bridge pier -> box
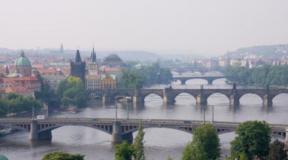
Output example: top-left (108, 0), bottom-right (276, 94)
top-left (165, 96), bottom-right (175, 105)
top-left (180, 80), bottom-right (186, 85)
top-left (263, 94), bottom-right (273, 108)
top-left (229, 83), bottom-right (240, 108)
top-left (207, 78), bottom-right (213, 85)
top-left (102, 95), bottom-right (115, 105)
top-left (196, 85), bottom-right (207, 106)
top-left (163, 91), bottom-right (175, 105)
top-left (29, 120), bottom-right (38, 141)
top-left (112, 121), bottom-right (123, 145)
top-left (229, 95), bottom-right (240, 108)
top-left (112, 121), bottom-right (134, 144)
top-left (133, 96), bottom-right (144, 105)
top-left (29, 120), bottom-right (52, 141)
top-left (196, 95), bottom-right (207, 106)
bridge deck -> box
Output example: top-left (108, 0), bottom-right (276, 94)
top-left (0, 118), bottom-right (287, 130)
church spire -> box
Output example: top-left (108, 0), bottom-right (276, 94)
top-left (75, 50), bottom-right (82, 62)
top-left (90, 48), bottom-right (96, 62)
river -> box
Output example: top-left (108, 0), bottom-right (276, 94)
top-left (1, 79), bottom-right (288, 160)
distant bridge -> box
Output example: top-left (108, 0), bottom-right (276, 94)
top-left (0, 118), bottom-right (287, 144)
top-left (88, 85), bottom-right (288, 108)
top-left (172, 74), bottom-right (226, 85)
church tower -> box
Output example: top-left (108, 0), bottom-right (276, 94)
top-left (87, 48), bottom-right (98, 75)
top-left (70, 50), bottom-right (86, 81)
top-left (86, 48), bottom-right (101, 90)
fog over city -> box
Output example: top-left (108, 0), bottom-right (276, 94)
top-left (1, 0), bottom-right (288, 55)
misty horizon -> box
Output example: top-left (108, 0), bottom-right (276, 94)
top-left (1, 0), bottom-right (288, 55)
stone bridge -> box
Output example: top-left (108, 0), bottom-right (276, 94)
top-left (88, 85), bottom-right (288, 108)
top-left (172, 75), bottom-right (225, 85)
top-left (0, 118), bottom-right (287, 144)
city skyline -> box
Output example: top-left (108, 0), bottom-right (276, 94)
top-left (1, 0), bottom-right (288, 55)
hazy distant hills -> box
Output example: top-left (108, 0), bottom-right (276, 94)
top-left (226, 44), bottom-right (288, 58)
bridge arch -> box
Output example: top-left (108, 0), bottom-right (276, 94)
top-left (239, 93), bottom-right (264, 105)
top-left (38, 124), bottom-right (113, 136)
top-left (143, 93), bottom-right (163, 102)
top-left (272, 93), bottom-right (288, 106)
top-left (211, 78), bottom-right (227, 85)
top-left (173, 92), bottom-right (196, 105)
top-left (123, 126), bottom-right (193, 135)
top-left (206, 92), bottom-right (230, 104)
top-left (123, 125), bottom-right (235, 135)
top-left (184, 78), bottom-right (209, 85)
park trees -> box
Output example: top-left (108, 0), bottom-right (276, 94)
top-left (182, 123), bottom-right (220, 160)
top-left (57, 76), bottom-right (87, 108)
top-left (42, 152), bottom-right (84, 160)
top-left (0, 94), bottom-right (42, 117)
top-left (119, 63), bottom-right (172, 89)
top-left (115, 141), bottom-right (135, 160)
top-left (224, 65), bottom-right (288, 87)
top-left (230, 121), bottom-right (271, 160)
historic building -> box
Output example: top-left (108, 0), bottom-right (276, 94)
top-left (102, 54), bottom-right (125, 67)
top-left (70, 50), bottom-right (86, 81)
top-left (40, 68), bottom-right (66, 90)
top-left (0, 52), bottom-right (41, 96)
top-left (15, 51), bottom-right (32, 77)
top-left (85, 51), bottom-right (120, 90)
top-left (101, 74), bottom-right (117, 89)
top-left (86, 48), bottom-right (101, 90)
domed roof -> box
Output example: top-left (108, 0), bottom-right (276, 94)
top-left (15, 51), bottom-right (31, 67)
top-left (0, 155), bottom-right (8, 160)
top-left (103, 54), bottom-right (124, 66)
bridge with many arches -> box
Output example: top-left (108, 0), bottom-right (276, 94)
top-left (88, 84), bottom-right (288, 108)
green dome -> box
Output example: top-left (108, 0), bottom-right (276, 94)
top-left (15, 52), bottom-right (31, 67)
top-left (0, 155), bottom-right (8, 160)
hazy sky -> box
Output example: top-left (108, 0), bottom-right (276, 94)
top-left (0, 0), bottom-right (288, 55)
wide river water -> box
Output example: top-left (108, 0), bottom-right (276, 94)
top-left (1, 79), bottom-right (288, 160)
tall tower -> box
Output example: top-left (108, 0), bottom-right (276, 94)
top-left (86, 48), bottom-right (100, 90)
top-left (87, 48), bottom-right (99, 76)
top-left (70, 50), bottom-right (86, 81)
top-left (90, 48), bottom-right (96, 63)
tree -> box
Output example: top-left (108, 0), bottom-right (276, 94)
top-left (230, 121), bottom-right (271, 160)
top-left (42, 152), bottom-right (84, 160)
top-left (268, 140), bottom-right (287, 160)
top-left (35, 82), bottom-right (60, 109)
top-left (182, 143), bottom-right (208, 160)
top-left (133, 125), bottom-right (145, 160)
top-left (57, 76), bottom-right (87, 108)
top-left (115, 141), bottom-right (134, 160)
top-left (0, 94), bottom-right (42, 117)
top-left (224, 65), bottom-right (288, 87)
top-left (120, 69), bottom-right (144, 89)
top-left (182, 124), bottom-right (220, 160)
